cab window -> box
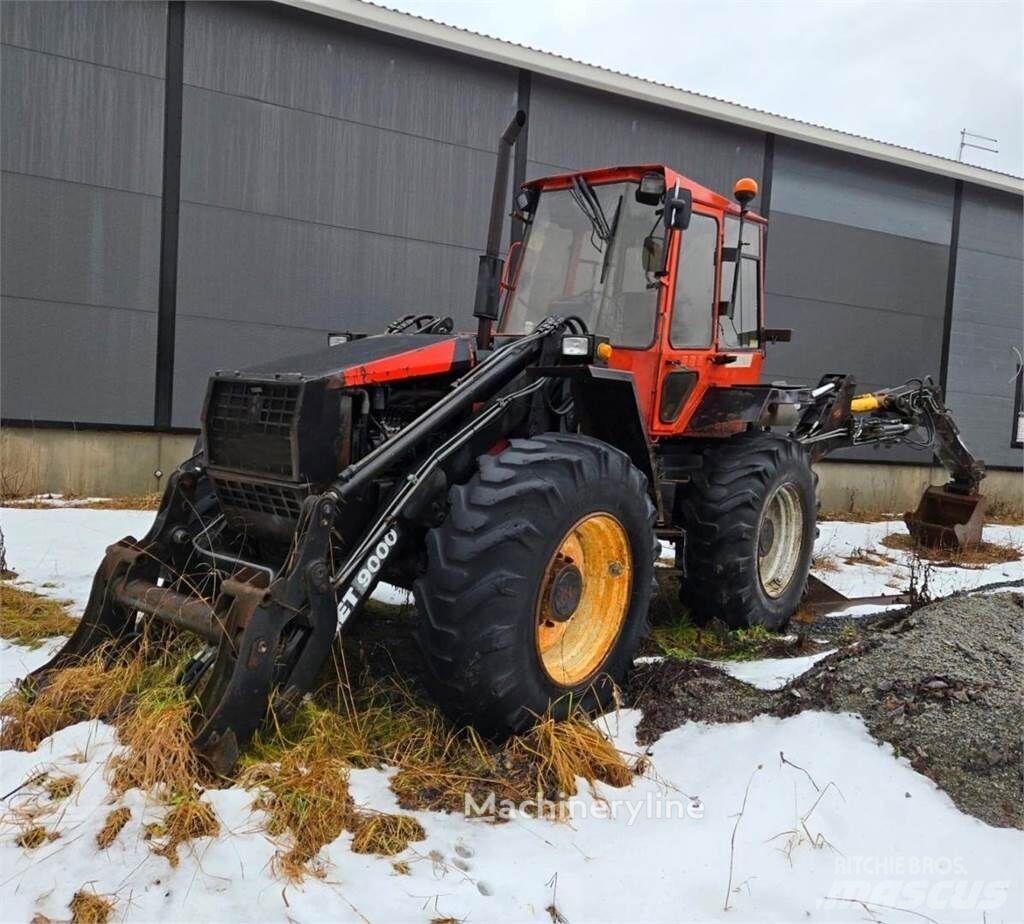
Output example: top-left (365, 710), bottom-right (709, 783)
top-left (718, 217), bottom-right (761, 349)
top-left (501, 181), bottom-right (662, 348)
top-left (669, 213), bottom-right (717, 348)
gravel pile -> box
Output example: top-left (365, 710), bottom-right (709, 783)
top-left (630, 591), bottom-right (1024, 829)
top-left (784, 591), bottom-right (1023, 828)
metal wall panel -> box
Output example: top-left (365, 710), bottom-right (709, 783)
top-left (172, 2), bottom-right (519, 426)
top-left (183, 2), bottom-right (518, 152)
top-left (1, 45), bottom-right (164, 195)
top-left (944, 184), bottom-right (1024, 467)
top-left (0, 0), bottom-right (165, 77)
top-left (0, 2), bottom-right (165, 425)
top-left (180, 87), bottom-right (498, 250)
top-left (2, 173), bottom-right (161, 313)
top-left (176, 203), bottom-right (479, 330)
top-left (763, 294), bottom-right (944, 389)
top-left (956, 183), bottom-right (1024, 260)
top-left (527, 75), bottom-right (764, 196)
top-left (771, 138), bottom-right (954, 243)
top-left (1, 298), bottom-right (157, 424)
top-left (763, 214), bottom-right (950, 319)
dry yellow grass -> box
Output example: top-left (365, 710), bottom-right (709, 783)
top-left (514, 712), bottom-right (634, 796)
top-left (82, 494), bottom-right (162, 511)
top-left (108, 683), bottom-right (200, 798)
top-left (96, 807), bottom-right (132, 849)
top-left (0, 648), bottom-right (141, 750)
top-left (817, 510), bottom-right (901, 523)
top-left (881, 532), bottom-right (1022, 565)
top-left (1, 635), bottom-right (194, 758)
top-left (843, 547), bottom-right (896, 567)
top-left (811, 554), bottom-right (839, 573)
top-left (69, 889), bottom-right (113, 924)
top-left (14, 823), bottom-right (57, 849)
top-left (1, 493), bottom-right (162, 510)
top-left (0, 583), bottom-right (78, 647)
top-left (239, 675), bottom-right (635, 877)
top-left (149, 798), bottom-right (219, 866)
top-left (243, 733), bottom-right (355, 878)
top-left (44, 774), bottom-right (75, 800)
top-left (350, 812), bottom-right (425, 856)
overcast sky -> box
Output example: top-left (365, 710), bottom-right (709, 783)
top-left (384, 0), bottom-right (1024, 176)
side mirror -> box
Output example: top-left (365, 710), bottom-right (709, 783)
top-left (664, 185), bottom-right (692, 231)
top-left (642, 235), bottom-right (665, 273)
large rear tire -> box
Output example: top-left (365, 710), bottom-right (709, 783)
top-left (676, 431), bottom-right (816, 630)
top-left (415, 433), bottom-right (657, 735)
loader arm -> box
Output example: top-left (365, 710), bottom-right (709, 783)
top-left (24, 317), bottom-right (575, 774)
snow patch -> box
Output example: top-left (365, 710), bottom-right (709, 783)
top-left (714, 649), bottom-right (836, 690)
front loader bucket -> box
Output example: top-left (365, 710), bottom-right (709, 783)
top-left (23, 468), bottom-right (341, 776)
top-left (903, 484), bottom-right (987, 551)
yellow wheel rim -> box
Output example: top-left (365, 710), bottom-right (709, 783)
top-left (535, 513), bottom-right (633, 686)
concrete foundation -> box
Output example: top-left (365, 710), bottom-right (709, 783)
top-left (813, 459), bottom-right (1021, 516)
top-left (1, 426), bottom-right (1021, 514)
top-left (1, 427), bottom-right (196, 498)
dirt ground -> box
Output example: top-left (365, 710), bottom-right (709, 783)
top-left (630, 591), bottom-right (1024, 830)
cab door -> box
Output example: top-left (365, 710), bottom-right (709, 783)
top-left (651, 209), bottom-right (722, 436)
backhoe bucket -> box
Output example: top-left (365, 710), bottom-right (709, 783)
top-left (903, 484), bottom-right (987, 551)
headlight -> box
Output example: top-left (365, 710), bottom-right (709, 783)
top-left (561, 336), bottom-right (591, 357)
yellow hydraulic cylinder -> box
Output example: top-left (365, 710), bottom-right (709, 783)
top-left (850, 393), bottom-right (884, 413)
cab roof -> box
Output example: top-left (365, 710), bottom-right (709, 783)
top-left (525, 164), bottom-right (765, 222)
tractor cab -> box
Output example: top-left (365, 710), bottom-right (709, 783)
top-left (497, 165), bottom-right (770, 437)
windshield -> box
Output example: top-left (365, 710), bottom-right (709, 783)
top-left (500, 181), bottom-right (662, 348)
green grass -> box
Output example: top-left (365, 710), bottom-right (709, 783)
top-left (650, 614), bottom-right (777, 662)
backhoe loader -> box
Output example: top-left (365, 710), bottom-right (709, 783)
top-left (27, 112), bottom-right (986, 773)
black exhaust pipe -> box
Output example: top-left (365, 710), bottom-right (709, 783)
top-left (474, 110), bottom-right (526, 351)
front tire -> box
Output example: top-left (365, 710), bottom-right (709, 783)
top-left (415, 433), bottom-right (657, 736)
top-left (676, 432), bottom-right (816, 630)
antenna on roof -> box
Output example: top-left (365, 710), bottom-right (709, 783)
top-left (957, 129), bottom-right (999, 162)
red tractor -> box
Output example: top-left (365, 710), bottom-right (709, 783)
top-left (29, 113), bottom-right (985, 771)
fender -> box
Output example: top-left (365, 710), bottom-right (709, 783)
top-left (554, 366), bottom-right (661, 512)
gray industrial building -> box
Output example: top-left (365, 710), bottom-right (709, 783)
top-left (2, 0), bottom-right (1022, 505)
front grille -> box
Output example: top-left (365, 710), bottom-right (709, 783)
top-left (213, 475), bottom-right (307, 521)
top-left (206, 380), bottom-right (300, 478)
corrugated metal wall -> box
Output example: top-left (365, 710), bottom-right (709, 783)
top-left (1, 0), bottom-right (166, 425)
top-left (1, 0), bottom-right (1020, 471)
top-left (944, 185), bottom-right (1024, 467)
top-left (171, 2), bottom-right (518, 426)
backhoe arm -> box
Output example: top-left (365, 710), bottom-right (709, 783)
top-left (792, 375), bottom-right (987, 549)
top-left (848, 380), bottom-right (985, 493)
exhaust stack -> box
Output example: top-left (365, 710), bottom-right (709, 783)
top-left (474, 110), bottom-right (526, 351)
